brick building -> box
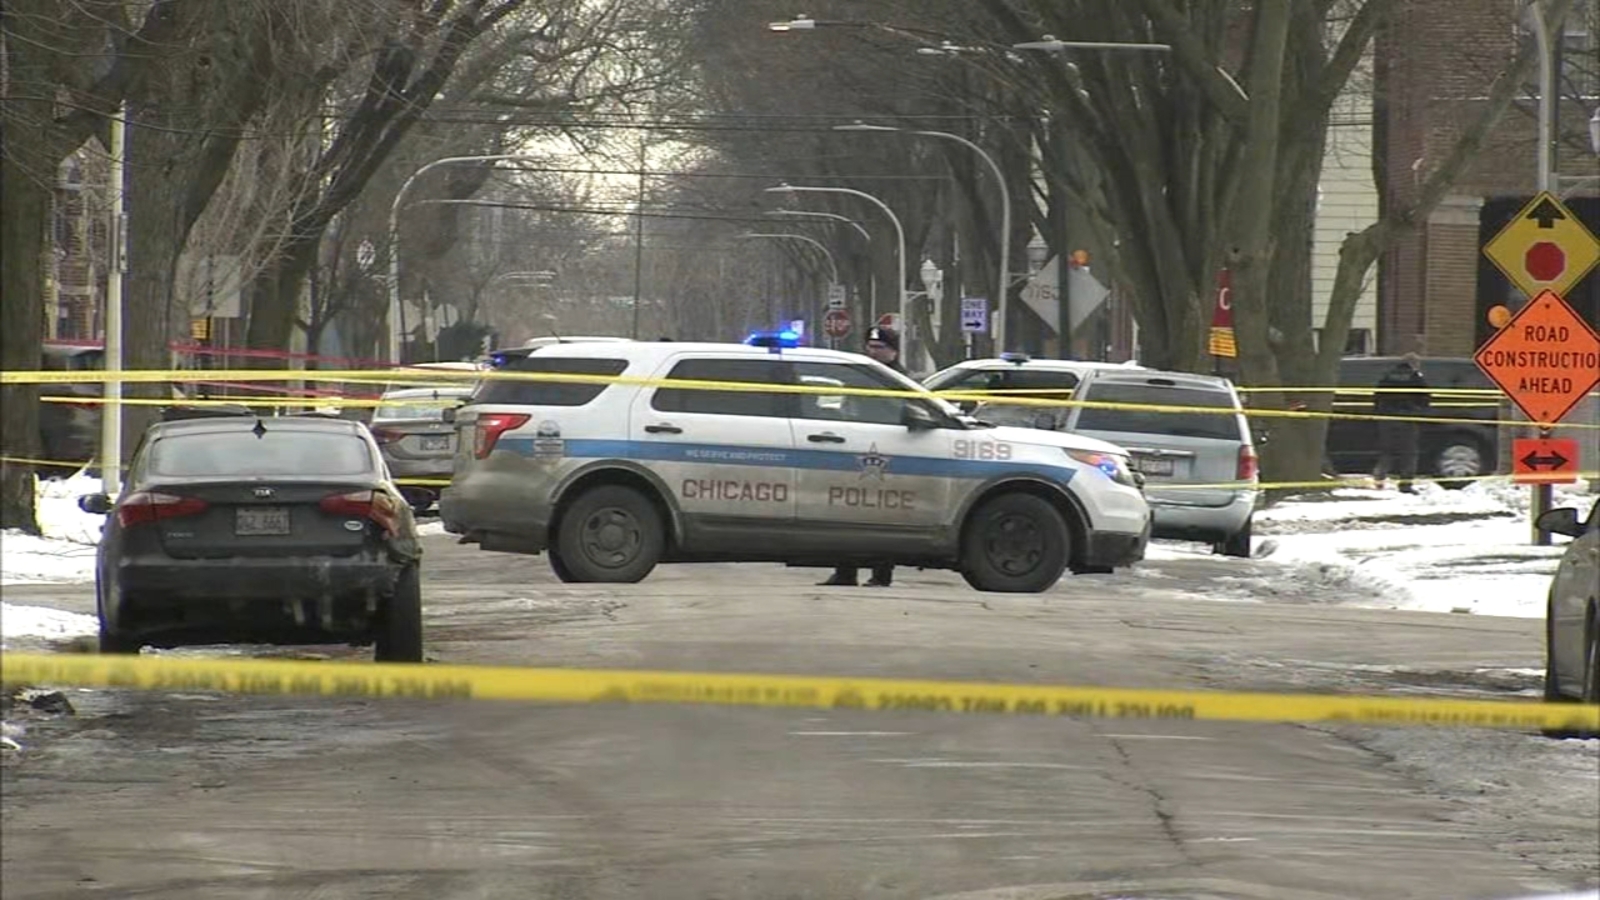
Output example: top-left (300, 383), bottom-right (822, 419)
top-left (1375, 0), bottom-right (1599, 357)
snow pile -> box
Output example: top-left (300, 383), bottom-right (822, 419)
top-left (1, 471), bottom-right (105, 586)
top-left (0, 603), bottom-right (98, 646)
top-left (1254, 480), bottom-right (1596, 618)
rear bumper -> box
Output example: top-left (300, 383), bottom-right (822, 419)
top-left (111, 552), bottom-right (403, 645)
top-left (116, 552), bottom-right (399, 601)
top-left (384, 456), bottom-right (456, 479)
top-left (1148, 490), bottom-right (1255, 541)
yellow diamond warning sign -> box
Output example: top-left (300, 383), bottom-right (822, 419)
top-left (1474, 290), bottom-right (1600, 425)
top-left (1482, 191), bottom-right (1600, 299)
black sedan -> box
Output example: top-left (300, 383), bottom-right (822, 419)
top-left (78, 413), bottom-right (424, 661)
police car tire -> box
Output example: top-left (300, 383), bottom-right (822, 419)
top-left (959, 492), bottom-right (1070, 594)
top-left (548, 549), bottom-right (578, 583)
top-left (555, 485), bottom-right (663, 583)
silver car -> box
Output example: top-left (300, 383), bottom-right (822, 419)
top-left (370, 386), bottom-right (472, 512)
top-left (927, 359), bottom-right (1258, 557)
top-left (1540, 498), bottom-right (1600, 733)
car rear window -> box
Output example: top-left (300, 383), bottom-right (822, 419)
top-left (472, 357), bottom-right (629, 406)
top-left (146, 431), bottom-right (376, 478)
top-left (1076, 382), bottom-right (1241, 440)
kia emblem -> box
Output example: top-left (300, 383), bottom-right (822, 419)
top-left (253, 487), bottom-right (275, 498)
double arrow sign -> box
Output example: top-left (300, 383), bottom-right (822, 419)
top-left (1512, 437), bottom-right (1580, 484)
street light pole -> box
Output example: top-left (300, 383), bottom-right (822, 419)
top-left (101, 103), bottom-right (127, 494)
top-left (767, 209), bottom-right (873, 243)
top-left (736, 232), bottom-right (841, 283)
top-left (834, 121), bottom-right (1013, 352)
top-left (388, 154), bottom-right (546, 365)
top-left (765, 184), bottom-right (907, 340)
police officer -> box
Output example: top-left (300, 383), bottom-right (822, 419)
top-left (819, 326), bottom-right (903, 588)
top-left (1373, 353), bottom-right (1430, 493)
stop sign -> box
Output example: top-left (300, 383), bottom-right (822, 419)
top-left (823, 308), bottom-right (851, 338)
top-left (1525, 241), bottom-right (1566, 283)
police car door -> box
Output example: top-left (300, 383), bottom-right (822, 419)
top-left (629, 353), bottom-right (798, 552)
top-left (788, 359), bottom-right (954, 541)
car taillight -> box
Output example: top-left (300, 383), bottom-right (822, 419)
top-left (117, 491), bottom-right (208, 528)
top-left (320, 490), bottom-right (401, 537)
top-left (370, 427), bottom-right (402, 446)
top-left (1237, 445), bottom-right (1259, 481)
top-left (474, 413), bottom-right (529, 459)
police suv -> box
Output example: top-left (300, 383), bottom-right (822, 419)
top-left (439, 334), bottom-right (1151, 593)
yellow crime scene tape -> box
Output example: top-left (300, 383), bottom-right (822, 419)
top-left (6, 367), bottom-right (1597, 429)
top-left (2, 652), bottom-right (1594, 732)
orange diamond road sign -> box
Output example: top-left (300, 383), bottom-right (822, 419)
top-left (1511, 437), bottom-right (1580, 484)
top-left (1474, 290), bottom-right (1600, 425)
top-left (1482, 191), bottom-right (1600, 299)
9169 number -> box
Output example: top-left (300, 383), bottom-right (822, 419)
top-left (953, 439), bottom-right (1012, 461)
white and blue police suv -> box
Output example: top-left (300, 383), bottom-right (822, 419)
top-left (440, 333), bottom-right (1151, 593)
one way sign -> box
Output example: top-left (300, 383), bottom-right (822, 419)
top-left (1511, 437), bottom-right (1580, 484)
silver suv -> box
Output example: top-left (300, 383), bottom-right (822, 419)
top-left (439, 339), bottom-right (1152, 592)
top-left (927, 357), bottom-right (1259, 557)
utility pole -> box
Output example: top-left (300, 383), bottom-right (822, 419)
top-left (631, 138), bottom-right (646, 340)
top-left (101, 103), bottom-right (127, 495)
top-left (1529, 0), bottom-right (1563, 544)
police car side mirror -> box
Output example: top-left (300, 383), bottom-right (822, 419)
top-left (902, 404), bottom-right (938, 431)
top-left (1535, 507), bottom-right (1585, 538)
top-left (78, 493), bottom-right (112, 515)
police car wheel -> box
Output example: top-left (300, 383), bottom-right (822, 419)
top-left (548, 548), bottom-right (578, 583)
top-left (555, 485), bottom-right (664, 583)
top-left (959, 493), bottom-right (1070, 593)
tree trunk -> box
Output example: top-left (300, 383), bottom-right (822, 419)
top-left (245, 231), bottom-right (320, 357)
top-left (0, 159), bottom-right (48, 533)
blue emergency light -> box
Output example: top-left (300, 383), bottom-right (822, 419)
top-left (999, 351), bottom-right (1031, 364)
top-left (745, 330), bottom-right (801, 351)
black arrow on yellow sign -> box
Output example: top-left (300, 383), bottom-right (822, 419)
top-left (1525, 197), bottom-right (1567, 228)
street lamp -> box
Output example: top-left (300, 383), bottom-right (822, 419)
top-left (388, 154), bottom-right (547, 365)
top-left (1012, 34), bottom-right (1173, 53)
top-left (834, 120), bottom-right (1014, 351)
top-left (766, 209), bottom-right (872, 243)
top-left (765, 183), bottom-right (908, 336)
top-left (736, 232), bottom-right (840, 284)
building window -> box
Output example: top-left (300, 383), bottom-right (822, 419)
top-left (1314, 328), bottom-right (1371, 356)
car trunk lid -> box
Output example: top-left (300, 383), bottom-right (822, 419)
top-left (148, 480), bottom-right (386, 559)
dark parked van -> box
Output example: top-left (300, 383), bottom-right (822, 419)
top-left (1325, 356), bottom-right (1501, 487)
top-left (39, 343), bottom-right (105, 477)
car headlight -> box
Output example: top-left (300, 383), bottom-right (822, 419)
top-left (1065, 449), bottom-right (1139, 488)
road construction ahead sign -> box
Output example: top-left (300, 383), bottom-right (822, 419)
top-left (1474, 290), bottom-right (1600, 425)
top-left (1482, 191), bottom-right (1600, 299)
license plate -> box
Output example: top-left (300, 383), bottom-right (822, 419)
top-left (1136, 456), bottom-right (1175, 476)
top-left (419, 435), bottom-right (451, 452)
top-left (236, 506), bottom-right (290, 536)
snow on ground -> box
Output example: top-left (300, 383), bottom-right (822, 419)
top-left (0, 602), bottom-right (97, 647)
top-left (1, 471), bottom-right (105, 586)
top-left (1147, 478), bottom-right (1597, 618)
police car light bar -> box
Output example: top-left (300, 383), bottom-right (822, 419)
top-left (745, 330), bottom-right (801, 351)
top-left (999, 351), bottom-right (1031, 364)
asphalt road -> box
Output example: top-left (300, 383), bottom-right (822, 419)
top-left (2, 533), bottom-right (1597, 900)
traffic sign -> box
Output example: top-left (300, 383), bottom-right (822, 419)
top-left (960, 297), bottom-right (988, 334)
top-left (876, 313), bottom-right (901, 332)
top-left (823, 308), bottom-right (851, 339)
top-left (1482, 191), bottom-right (1600, 299)
top-left (826, 283), bottom-right (846, 310)
top-left (1511, 437), bottom-right (1580, 484)
top-left (1473, 289), bottom-right (1600, 425)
